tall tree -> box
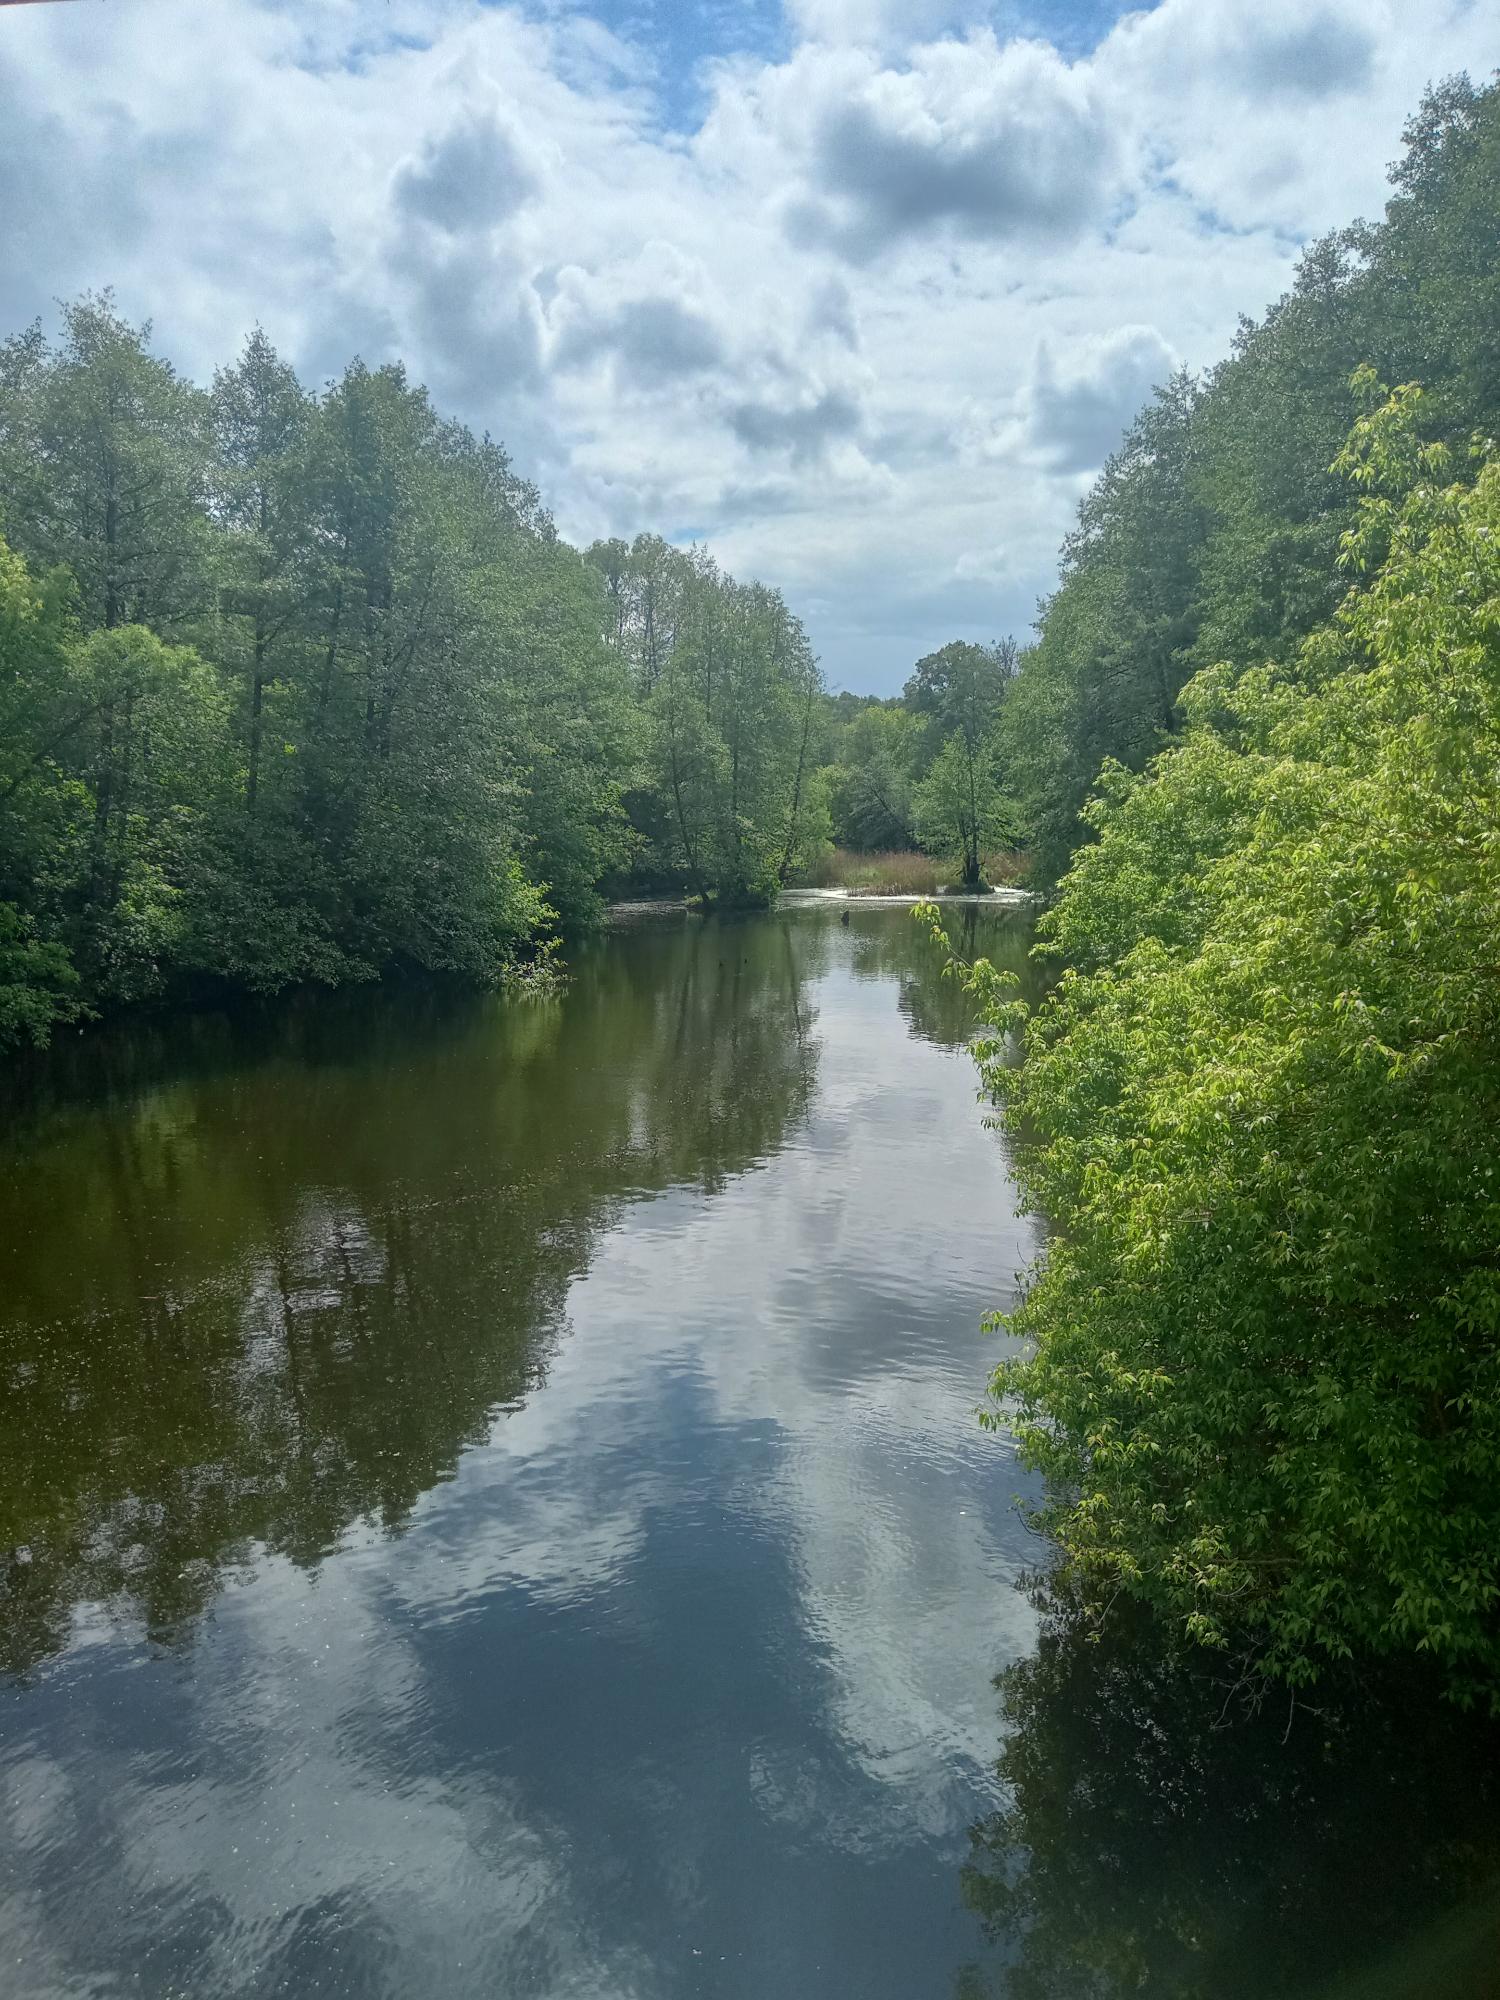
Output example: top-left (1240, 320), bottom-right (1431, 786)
top-left (905, 638), bottom-right (1016, 887)
top-left (211, 329), bottom-right (312, 816)
top-left (0, 294), bottom-right (213, 636)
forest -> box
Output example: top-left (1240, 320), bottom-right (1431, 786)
top-left (937, 73), bottom-right (1500, 1704)
top-left (3, 64), bottom-right (1500, 1706)
top-left (0, 297), bottom-right (1021, 1054)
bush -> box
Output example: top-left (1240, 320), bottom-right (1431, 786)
top-left (808, 847), bottom-right (942, 894)
top-left (942, 386), bottom-right (1500, 1702)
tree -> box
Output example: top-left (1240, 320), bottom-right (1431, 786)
top-left (0, 533), bottom-right (84, 1048)
top-left (943, 383), bottom-right (1500, 1700)
top-left (0, 293), bottom-right (214, 636)
top-left (67, 624), bottom-right (231, 1001)
top-left (913, 731), bottom-right (1008, 888)
top-left (905, 638), bottom-right (1017, 886)
top-left (999, 377), bottom-right (1206, 882)
top-left (904, 636), bottom-right (1015, 755)
top-left (211, 328), bottom-right (313, 817)
top-left (0, 295), bottom-right (827, 1045)
top-left (827, 701), bottom-right (920, 851)
top-left (1000, 77), bottom-right (1500, 888)
top-left (589, 534), bottom-right (825, 907)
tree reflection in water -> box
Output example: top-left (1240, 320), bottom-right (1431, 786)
top-left (0, 914), bottom-right (825, 1675)
top-left (959, 1572), bottom-right (1500, 2000)
top-left (844, 900), bottom-right (1042, 1052)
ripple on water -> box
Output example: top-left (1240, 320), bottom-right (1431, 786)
top-left (0, 906), bottom-right (1045, 2000)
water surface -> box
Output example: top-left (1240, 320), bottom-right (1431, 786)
top-left (6, 903), bottom-right (1500, 2000)
top-left (1, 904), bottom-right (1043, 1999)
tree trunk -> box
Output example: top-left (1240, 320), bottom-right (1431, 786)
top-left (778, 669), bottom-right (817, 886)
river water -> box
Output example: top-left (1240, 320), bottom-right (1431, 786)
top-left (0, 903), bottom-right (1047, 1998)
top-left (3, 902), bottom-right (1499, 2000)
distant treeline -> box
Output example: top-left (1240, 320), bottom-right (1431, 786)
top-left (820, 636), bottom-right (1020, 887)
top-left (953, 76), bottom-right (1500, 1700)
top-left (0, 307), bottom-right (835, 1050)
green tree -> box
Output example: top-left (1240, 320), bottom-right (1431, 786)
top-left (904, 638), bottom-right (1016, 886)
top-left (0, 293), bottom-right (214, 636)
top-left (1001, 77), bottom-right (1500, 889)
top-left (67, 624), bottom-right (231, 1002)
top-left (999, 376), bottom-right (1206, 882)
top-left (944, 384), bottom-right (1500, 1700)
top-left (0, 534), bottom-right (84, 1047)
top-left (827, 701), bottom-right (920, 851)
top-left (590, 534), bottom-right (824, 907)
top-left (0, 297), bottom-right (825, 1046)
top-left (913, 731), bottom-right (1008, 888)
top-left (211, 328), bottom-right (313, 817)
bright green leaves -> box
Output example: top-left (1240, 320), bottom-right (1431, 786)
top-left (965, 392), bottom-right (1500, 1700)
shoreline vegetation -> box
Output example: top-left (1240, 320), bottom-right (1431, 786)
top-left (920, 76), bottom-right (1500, 1706)
top-left (0, 303), bottom-right (1020, 1055)
top-left (3, 67), bottom-right (1499, 1716)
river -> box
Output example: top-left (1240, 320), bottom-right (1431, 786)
top-left (2, 902), bottom-right (1498, 2000)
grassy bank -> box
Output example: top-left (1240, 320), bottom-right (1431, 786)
top-left (804, 848), bottom-right (1031, 895)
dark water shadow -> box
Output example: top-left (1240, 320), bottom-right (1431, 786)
top-left (0, 917), bottom-right (825, 1674)
top-left (957, 1572), bottom-right (1500, 2000)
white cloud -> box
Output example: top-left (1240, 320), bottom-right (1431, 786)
top-left (392, 105), bottom-right (542, 234)
top-left (550, 242), bottom-right (729, 385)
top-left (0, 0), bottom-right (1496, 689)
top-left (785, 0), bottom-right (990, 51)
top-left (773, 34), bottom-right (1122, 261)
top-left (1015, 323), bottom-right (1179, 473)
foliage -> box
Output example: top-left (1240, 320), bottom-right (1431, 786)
top-left (808, 639), bottom-right (1026, 885)
top-left (825, 700), bottom-right (920, 851)
top-left (1000, 78), bottom-right (1500, 885)
top-left (927, 386), bottom-right (1500, 1700)
top-left (913, 731), bottom-right (1013, 888)
top-left (588, 535), bottom-right (826, 907)
top-left (0, 903), bottom-right (79, 1050)
top-left (0, 302), bottom-right (827, 1048)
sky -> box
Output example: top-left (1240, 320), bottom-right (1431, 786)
top-left (1, 0), bottom-right (1496, 692)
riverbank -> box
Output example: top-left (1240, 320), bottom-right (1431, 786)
top-left (607, 885), bottom-right (1036, 921)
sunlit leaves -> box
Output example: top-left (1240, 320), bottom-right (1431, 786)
top-left (973, 392), bottom-right (1500, 1699)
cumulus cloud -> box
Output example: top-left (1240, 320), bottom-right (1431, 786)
top-left (804, 275), bottom-right (862, 349)
top-left (1101, 0), bottom-right (1403, 233)
top-left (0, 0), bottom-right (1496, 690)
top-left (1019, 324), bottom-right (1178, 472)
top-left (776, 35), bottom-right (1119, 260)
top-left (729, 386), bottom-right (864, 461)
top-left (549, 247), bottom-right (728, 387)
top-left (384, 104), bottom-right (550, 407)
top-left (1223, 9), bottom-right (1378, 100)
top-left (392, 239), bottom-right (547, 403)
top-left (391, 107), bottom-right (541, 234)
top-left (545, 239), bottom-right (876, 475)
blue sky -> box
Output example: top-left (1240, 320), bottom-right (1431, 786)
top-left (1, 0), bottom-right (1495, 690)
top-left (553, 0), bottom-right (1135, 121)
